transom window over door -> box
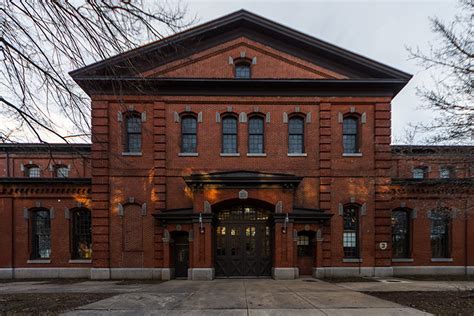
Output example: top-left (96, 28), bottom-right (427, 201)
top-left (343, 205), bottom-right (359, 258)
top-left (125, 113), bottom-right (141, 153)
top-left (248, 116), bottom-right (264, 153)
top-left (343, 116), bottom-right (359, 153)
top-left (288, 116), bottom-right (304, 154)
top-left (222, 116), bottom-right (238, 153)
top-left (392, 209), bottom-right (410, 258)
top-left (181, 115), bottom-right (197, 153)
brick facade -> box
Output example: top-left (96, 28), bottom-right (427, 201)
top-left (0, 10), bottom-right (472, 279)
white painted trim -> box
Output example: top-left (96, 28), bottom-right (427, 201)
top-left (343, 258), bottom-right (363, 263)
top-left (178, 153), bottom-right (198, 157)
top-left (220, 153), bottom-right (240, 157)
top-left (121, 152), bottom-right (142, 156)
top-left (246, 153), bottom-right (267, 157)
top-left (68, 259), bottom-right (92, 264)
top-left (27, 260), bottom-right (51, 264)
top-left (342, 153), bottom-right (363, 157)
top-left (287, 153), bottom-right (307, 157)
top-left (431, 258), bottom-right (454, 262)
top-left (392, 258), bottom-right (414, 263)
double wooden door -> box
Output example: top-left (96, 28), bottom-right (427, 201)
top-left (215, 205), bottom-right (272, 277)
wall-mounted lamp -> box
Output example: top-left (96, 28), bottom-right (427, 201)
top-left (282, 213), bottom-right (289, 234)
top-left (199, 213), bottom-right (205, 234)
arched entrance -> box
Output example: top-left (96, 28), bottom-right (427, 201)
top-left (214, 202), bottom-right (273, 277)
top-left (171, 231), bottom-right (189, 279)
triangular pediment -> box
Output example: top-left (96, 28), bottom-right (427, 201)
top-left (70, 10), bottom-right (411, 81)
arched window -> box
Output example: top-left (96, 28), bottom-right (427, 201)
top-left (222, 116), bottom-right (238, 154)
top-left (55, 165), bottom-right (69, 178)
top-left (181, 115), bottom-right (197, 153)
top-left (125, 113), bottom-right (141, 153)
top-left (288, 116), bottom-right (304, 154)
top-left (431, 209), bottom-right (451, 258)
top-left (392, 209), bottom-right (410, 258)
top-left (248, 116), bottom-right (264, 154)
top-left (343, 116), bottom-right (359, 153)
top-left (31, 208), bottom-right (51, 259)
top-left (235, 61), bottom-right (251, 79)
top-left (343, 205), bottom-right (359, 258)
top-left (26, 164), bottom-right (41, 178)
top-left (71, 208), bottom-right (92, 259)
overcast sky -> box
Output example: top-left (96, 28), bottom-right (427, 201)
top-left (186, 0), bottom-right (462, 144)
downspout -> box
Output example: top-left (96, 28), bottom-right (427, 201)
top-left (11, 195), bottom-right (15, 279)
top-left (465, 199), bottom-right (468, 276)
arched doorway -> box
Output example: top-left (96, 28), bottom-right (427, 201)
top-left (296, 231), bottom-right (316, 276)
top-left (171, 231), bottom-right (189, 279)
top-left (214, 202), bottom-right (273, 277)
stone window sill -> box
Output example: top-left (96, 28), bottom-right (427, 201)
top-left (122, 152), bottom-right (142, 156)
top-left (392, 258), bottom-right (414, 263)
top-left (431, 258), bottom-right (453, 262)
top-left (247, 153), bottom-right (267, 157)
top-left (343, 258), bottom-right (363, 263)
top-left (27, 259), bottom-right (51, 264)
top-left (287, 153), bottom-right (307, 157)
top-left (178, 153), bottom-right (198, 157)
top-left (220, 153), bottom-right (240, 157)
top-left (69, 259), bottom-right (92, 264)
top-left (343, 153), bottom-right (363, 157)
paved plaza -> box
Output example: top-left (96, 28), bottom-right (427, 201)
top-left (2, 278), bottom-right (465, 315)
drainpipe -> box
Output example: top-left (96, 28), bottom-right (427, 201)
top-left (465, 199), bottom-right (468, 276)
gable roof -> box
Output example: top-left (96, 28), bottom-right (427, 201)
top-left (70, 9), bottom-right (412, 96)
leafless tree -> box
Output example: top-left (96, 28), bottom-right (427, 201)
top-left (408, 0), bottom-right (473, 144)
top-left (0, 0), bottom-right (194, 144)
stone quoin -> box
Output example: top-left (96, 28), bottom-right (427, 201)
top-left (0, 10), bottom-right (472, 280)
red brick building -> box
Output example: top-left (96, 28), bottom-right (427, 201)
top-left (1, 10), bottom-right (473, 280)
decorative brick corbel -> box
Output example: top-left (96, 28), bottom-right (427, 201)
top-left (283, 112), bottom-right (288, 123)
top-left (173, 112), bottom-right (180, 123)
top-left (239, 112), bottom-right (247, 123)
top-left (306, 112), bottom-right (312, 124)
top-left (265, 112), bottom-right (271, 123)
top-left (197, 112), bottom-right (203, 123)
top-left (117, 203), bottom-right (124, 217)
top-left (141, 111), bottom-right (146, 122)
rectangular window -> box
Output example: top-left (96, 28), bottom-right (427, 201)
top-left (440, 166), bottom-right (454, 179)
top-left (31, 210), bottom-right (51, 259)
top-left (431, 211), bottom-right (450, 258)
top-left (222, 117), bottom-right (238, 153)
top-left (72, 209), bottom-right (92, 259)
top-left (343, 206), bottom-right (359, 258)
top-left (392, 210), bottom-right (410, 258)
top-left (248, 117), bottom-right (264, 153)
top-left (412, 168), bottom-right (426, 179)
top-left (288, 117), bottom-right (304, 154)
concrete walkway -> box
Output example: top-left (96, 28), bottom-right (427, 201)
top-left (35, 278), bottom-right (432, 315)
top-left (0, 278), bottom-right (434, 315)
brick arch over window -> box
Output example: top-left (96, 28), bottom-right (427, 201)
top-left (233, 57), bottom-right (252, 78)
